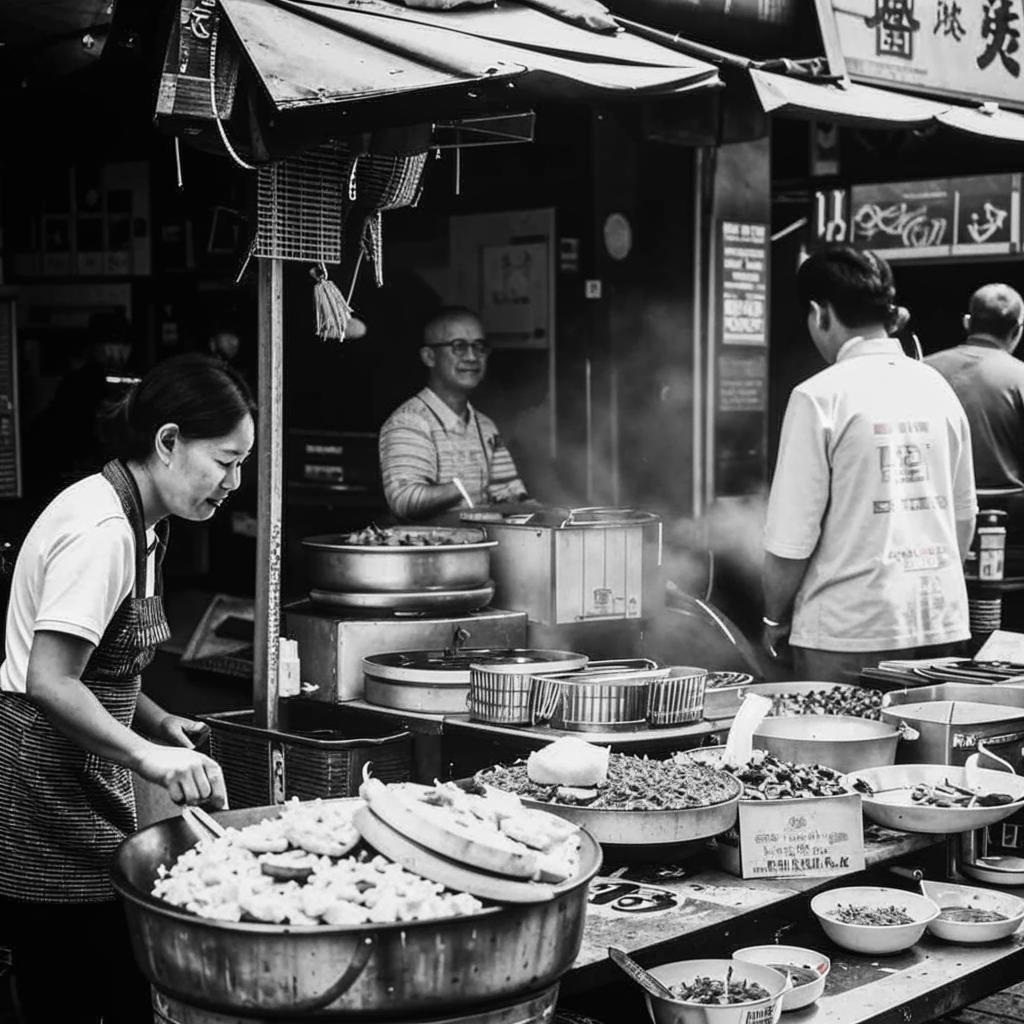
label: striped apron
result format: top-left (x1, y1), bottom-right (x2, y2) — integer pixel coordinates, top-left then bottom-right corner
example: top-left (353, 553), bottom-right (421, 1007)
top-left (0, 460), bottom-right (171, 902)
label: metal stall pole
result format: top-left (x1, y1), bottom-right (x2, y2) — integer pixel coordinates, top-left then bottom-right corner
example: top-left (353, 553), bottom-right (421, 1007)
top-left (254, 257), bottom-right (284, 736)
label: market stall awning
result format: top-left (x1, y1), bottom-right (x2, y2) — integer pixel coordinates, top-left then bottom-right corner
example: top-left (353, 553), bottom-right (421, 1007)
top-left (221, 0), bottom-right (720, 110)
top-left (750, 68), bottom-right (1024, 142)
top-left (749, 68), bottom-right (948, 127)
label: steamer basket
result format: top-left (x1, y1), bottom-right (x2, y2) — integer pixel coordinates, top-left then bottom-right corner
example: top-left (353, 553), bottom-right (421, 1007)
top-left (647, 666), bottom-right (708, 727)
top-left (467, 651), bottom-right (588, 725)
top-left (532, 661), bottom-right (669, 732)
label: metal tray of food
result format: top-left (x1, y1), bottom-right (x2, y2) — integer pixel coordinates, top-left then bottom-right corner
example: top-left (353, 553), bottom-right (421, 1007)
top-left (475, 754), bottom-right (740, 846)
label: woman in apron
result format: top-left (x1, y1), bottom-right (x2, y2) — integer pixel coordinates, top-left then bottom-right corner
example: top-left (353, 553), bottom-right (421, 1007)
top-left (0, 353), bottom-right (255, 1023)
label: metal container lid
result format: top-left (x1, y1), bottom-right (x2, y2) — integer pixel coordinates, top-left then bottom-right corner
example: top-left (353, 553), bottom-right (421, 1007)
top-left (303, 526), bottom-right (495, 552)
top-left (363, 648), bottom-right (587, 685)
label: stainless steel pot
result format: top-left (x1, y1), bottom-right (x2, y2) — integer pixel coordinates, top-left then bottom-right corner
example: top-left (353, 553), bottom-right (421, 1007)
top-left (303, 528), bottom-right (496, 594)
top-left (753, 715), bottom-right (902, 773)
top-left (111, 803), bottom-right (601, 1019)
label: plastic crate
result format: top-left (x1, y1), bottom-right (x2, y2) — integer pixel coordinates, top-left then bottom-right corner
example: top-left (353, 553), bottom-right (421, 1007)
top-left (201, 699), bottom-right (412, 807)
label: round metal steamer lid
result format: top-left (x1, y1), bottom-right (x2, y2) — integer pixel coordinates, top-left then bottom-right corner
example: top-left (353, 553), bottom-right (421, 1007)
top-left (362, 648), bottom-right (589, 686)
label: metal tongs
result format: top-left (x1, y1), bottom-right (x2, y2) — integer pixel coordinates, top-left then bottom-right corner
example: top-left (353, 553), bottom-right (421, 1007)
top-left (181, 805), bottom-right (227, 845)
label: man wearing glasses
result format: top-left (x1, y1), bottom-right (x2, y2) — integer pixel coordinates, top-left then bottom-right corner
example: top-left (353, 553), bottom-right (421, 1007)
top-left (379, 306), bottom-right (528, 521)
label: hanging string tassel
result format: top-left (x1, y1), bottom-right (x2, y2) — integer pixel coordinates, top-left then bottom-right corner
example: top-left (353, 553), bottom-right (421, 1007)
top-left (310, 263), bottom-right (353, 342)
top-left (365, 211), bottom-right (384, 287)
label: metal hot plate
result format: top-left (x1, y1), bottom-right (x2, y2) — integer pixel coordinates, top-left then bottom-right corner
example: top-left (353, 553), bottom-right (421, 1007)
top-left (362, 648), bottom-right (588, 685)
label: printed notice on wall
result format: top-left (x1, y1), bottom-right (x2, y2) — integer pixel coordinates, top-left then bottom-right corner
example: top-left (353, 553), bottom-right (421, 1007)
top-left (737, 794), bottom-right (865, 880)
top-left (718, 353), bottom-right (767, 413)
top-left (721, 222), bottom-right (768, 346)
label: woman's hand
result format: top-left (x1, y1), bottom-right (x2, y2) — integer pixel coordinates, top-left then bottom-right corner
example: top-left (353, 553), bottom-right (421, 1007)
top-left (136, 744), bottom-right (228, 809)
top-left (156, 714), bottom-right (209, 749)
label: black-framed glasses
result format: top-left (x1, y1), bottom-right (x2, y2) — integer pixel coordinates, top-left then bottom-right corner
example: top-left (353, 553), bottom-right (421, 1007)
top-left (427, 340), bottom-right (490, 358)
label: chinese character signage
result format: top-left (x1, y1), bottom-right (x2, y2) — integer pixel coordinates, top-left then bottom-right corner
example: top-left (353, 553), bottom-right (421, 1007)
top-left (816, 174), bottom-right (1022, 259)
top-left (831, 0), bottom-right (1024, 111)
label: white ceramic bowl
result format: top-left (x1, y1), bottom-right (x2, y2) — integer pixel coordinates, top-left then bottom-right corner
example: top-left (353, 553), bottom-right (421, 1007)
top-left (732, 946), bottom-right (830, 1011)
top-left (920, 879), bottom-right (1024, 944)
top-left (643, 959), bottom-right (789, 1024)
top-left (810, 886), bottom-right (939, 955)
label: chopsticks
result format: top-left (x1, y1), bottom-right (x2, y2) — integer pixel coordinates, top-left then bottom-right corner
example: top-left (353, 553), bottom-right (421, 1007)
top-left (181, 805), bottom-right (227, 844)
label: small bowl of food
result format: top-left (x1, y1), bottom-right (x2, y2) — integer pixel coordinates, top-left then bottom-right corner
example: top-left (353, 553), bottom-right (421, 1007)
top-left (732, 946), bottom-right (830, 1011)
top-left (810, 886), bottom-right (939, 954)
top-left (920, 879), bottom-right (1024, 944)
top-left (643, 958), bottom-right (789, 1024)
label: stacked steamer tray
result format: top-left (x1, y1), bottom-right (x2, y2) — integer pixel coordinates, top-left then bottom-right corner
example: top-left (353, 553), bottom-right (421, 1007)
top-left (113, 783), bottom-right (602, 1022)
top-left (474, 739), bottom-right (741, 859)
top-left (363, 648), bottom-right (587, 715)
top-left (528, 661), bottom-right (708, 731)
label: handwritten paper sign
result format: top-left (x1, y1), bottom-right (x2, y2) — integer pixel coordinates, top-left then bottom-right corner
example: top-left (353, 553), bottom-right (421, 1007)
top-left (723, 794), bottom-right (865, 880)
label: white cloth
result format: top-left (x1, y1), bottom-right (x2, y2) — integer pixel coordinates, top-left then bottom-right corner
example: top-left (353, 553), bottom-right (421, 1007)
top-left (0, 474), bottom-right (155, 694)
top-left (765, 336), bottom-right (977, 653)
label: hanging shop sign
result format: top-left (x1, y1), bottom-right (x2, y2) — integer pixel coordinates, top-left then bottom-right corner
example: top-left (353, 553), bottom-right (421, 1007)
top-left (721, 221), bottom-right (768, 346)
top-left (829, 0), bottom-right (1024, 112)
top-left (814, 173), bottom-right (1022, 259)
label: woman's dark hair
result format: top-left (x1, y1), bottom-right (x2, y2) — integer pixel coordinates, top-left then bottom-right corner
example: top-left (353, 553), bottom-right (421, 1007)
top-left (797, 244), bottom-right (897, 329)
top-left (110, 353), bottom-right (256, 462)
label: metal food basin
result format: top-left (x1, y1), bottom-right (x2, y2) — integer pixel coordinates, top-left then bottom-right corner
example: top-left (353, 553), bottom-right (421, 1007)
top-left (303, 529), bottom-right (496, 594)
top-left (111, 802), bottom-right (602, 1019)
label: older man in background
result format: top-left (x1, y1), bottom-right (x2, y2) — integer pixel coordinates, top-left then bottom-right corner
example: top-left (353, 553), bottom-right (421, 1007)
top-left (379, 306), bottom-right (528, 522)
top-left (926, 284), bottom-right (1024, 492)
top-left (762, 245), bottom-right (977, 683)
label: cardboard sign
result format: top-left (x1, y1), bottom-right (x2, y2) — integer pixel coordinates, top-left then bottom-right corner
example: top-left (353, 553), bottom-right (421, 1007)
top-left (723, 794), bottom-right (865, 880)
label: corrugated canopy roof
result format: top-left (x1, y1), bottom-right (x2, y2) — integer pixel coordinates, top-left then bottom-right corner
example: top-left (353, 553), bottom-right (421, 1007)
top-left (220, 0), bottom-right (720, 110)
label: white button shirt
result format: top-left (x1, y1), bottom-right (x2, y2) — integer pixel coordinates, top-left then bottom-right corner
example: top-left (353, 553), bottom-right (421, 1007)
top-left (765, 337), bottom-right (977, 653)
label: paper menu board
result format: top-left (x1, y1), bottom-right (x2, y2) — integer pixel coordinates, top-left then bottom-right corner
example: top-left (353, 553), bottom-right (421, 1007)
top-left (719, 794), bottom-right (865, 880)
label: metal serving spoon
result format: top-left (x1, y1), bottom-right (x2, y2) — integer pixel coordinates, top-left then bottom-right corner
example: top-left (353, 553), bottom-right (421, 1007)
top-left (608, 946), bottom-right (679, 1002)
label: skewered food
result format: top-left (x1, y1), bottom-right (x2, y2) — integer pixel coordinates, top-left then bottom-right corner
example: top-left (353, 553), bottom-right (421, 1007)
top-left (851, 777), bottom-right (1017, 807)
top-left (342, 524), bottom-right (478, 547)
top-left (476, 753), bottom-right (739, 810)
top-left (826, 904), bottom-right (915, 926)
top-left (671, 967), bottom-right (771, 1005)
top-left (769, 686), bottom-right (882, 720)
top-left (152, 799), bottom-right (484, 926)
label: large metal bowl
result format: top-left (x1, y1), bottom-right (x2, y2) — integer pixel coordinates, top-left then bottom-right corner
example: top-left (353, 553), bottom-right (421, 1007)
top-left (111, 801), bottom-right (602, 1019)
top-left (303, 528), bottom-right (497, 594)
top-left (844, 764), bottom-right (1024, 835)
top-left (753, 714), bottom-right (900, 773)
